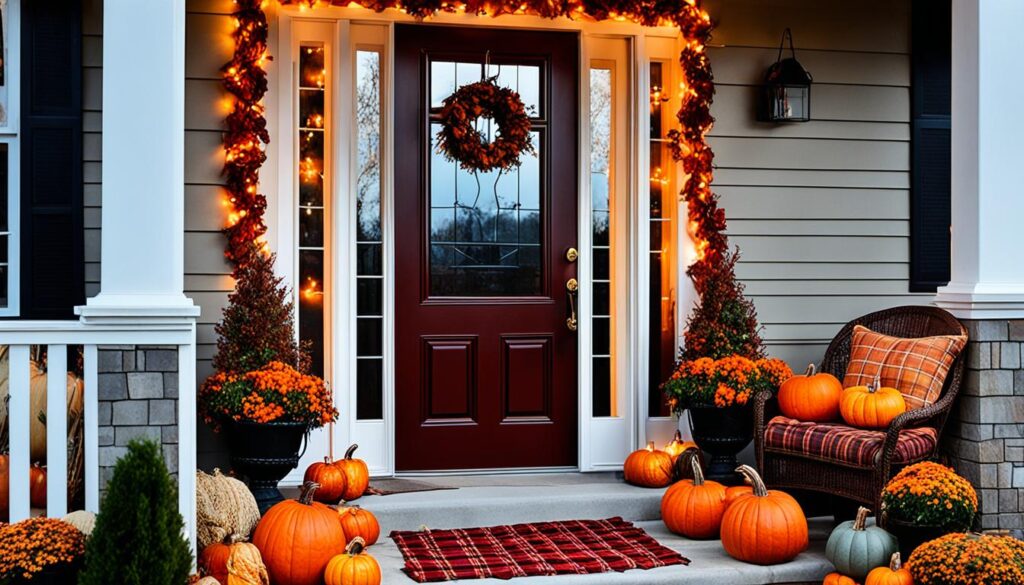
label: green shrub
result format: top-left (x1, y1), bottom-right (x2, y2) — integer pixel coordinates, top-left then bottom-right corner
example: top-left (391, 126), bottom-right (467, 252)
top-left (78, 440), bottom-right (192, 585)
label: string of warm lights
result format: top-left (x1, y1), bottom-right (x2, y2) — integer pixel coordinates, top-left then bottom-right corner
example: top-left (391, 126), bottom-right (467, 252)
top-left (223, 0), bottom-right (728, 293)
top-left (222, 0), bottom-right (272, 267)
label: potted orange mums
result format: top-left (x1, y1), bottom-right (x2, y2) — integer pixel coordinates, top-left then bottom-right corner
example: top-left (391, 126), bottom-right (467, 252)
top-left (0, 518), bottom-right (86, 584)
top-left (881, 461), bottom-right (978, 559)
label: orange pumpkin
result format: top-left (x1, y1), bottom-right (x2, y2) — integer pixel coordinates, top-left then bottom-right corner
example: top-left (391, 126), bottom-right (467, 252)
top-left (663, 430), bottom-right (698, 462)
top-left (840, 376), bottom-right (906, 429)
top-left (324, 537), bottom-right (381, 585)
top-left (200, 538), bottom-right (241, 584)
top-left (778, 363), bottom-right (843, 422)
top-left (721, 465), bottom-right (808, 565)
top-left (865, 553), bottom-right (913, 585)
top-left (0, 454), bottom-right (8, 520)
top-left (623, 442), bottom-right (673, 488)
top-left (824, 573), bottom-right (860, 585)
top-left (337, 505), bottom-right (380, 546)
top-left (304, 457), bottom-right (348, 504)
top-left (661, 451), bottom-right (727, 539)
top-left (724, 484), bottom-right (753, 507)
top-left (252, 482), bottom-right (347, 585)
top-left (29, 464), bottom-right (46, 509)
top-left (338, 445), bottom-right (370, 501)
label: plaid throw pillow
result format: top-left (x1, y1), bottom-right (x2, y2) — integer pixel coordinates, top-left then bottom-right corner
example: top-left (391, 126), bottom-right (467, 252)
top-left (843, 325), bottom-right (966, 411)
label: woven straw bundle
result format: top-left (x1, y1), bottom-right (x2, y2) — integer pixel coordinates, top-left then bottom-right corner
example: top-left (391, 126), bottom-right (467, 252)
top-left (196, 469), bottom-right (260, 550)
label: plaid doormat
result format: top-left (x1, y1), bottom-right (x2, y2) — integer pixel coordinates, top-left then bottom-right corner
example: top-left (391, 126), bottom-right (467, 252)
top-left (390, 517), bottom-right (689, 582)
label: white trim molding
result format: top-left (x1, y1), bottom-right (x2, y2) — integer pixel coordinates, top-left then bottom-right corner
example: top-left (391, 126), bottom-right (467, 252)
top-left (934, 0), bottom-right (1024, 320)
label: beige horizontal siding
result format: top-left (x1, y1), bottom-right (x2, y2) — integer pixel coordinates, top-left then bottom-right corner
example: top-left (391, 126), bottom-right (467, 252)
top-left (707, 0), bottom-right (930, 368)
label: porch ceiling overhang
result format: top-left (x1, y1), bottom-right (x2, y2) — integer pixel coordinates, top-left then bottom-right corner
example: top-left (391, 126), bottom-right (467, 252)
top-left (276, 0), bottom-right (704, 28)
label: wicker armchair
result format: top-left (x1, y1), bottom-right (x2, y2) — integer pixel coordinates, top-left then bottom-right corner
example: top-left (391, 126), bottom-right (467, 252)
top-left (754, 305), bottom-right (967, 514)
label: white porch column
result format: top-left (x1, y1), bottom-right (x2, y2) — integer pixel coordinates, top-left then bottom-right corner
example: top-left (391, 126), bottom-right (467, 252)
top-left (934, 0), bottom-right (1024, 318)
top-left (77, 0), bottom-right (198, 322)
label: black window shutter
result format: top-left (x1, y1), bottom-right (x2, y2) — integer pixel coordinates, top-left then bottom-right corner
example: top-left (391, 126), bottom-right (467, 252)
top-left (20, 0), bottom-right (84, 319)
top-left (910, 0), bottom-right (952, 292)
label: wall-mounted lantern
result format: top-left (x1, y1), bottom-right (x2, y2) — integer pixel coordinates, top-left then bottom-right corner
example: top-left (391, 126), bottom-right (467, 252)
top-left (760, 28), bottom-right (812, 122)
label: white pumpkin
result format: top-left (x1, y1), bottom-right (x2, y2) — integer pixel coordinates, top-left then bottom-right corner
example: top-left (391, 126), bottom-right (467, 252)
top-left (62, 510), bottom-right (97, 536)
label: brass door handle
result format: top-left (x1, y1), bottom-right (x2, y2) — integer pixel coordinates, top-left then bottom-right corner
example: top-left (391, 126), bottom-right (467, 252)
top-left (566, 278), bottom-right (578, 332)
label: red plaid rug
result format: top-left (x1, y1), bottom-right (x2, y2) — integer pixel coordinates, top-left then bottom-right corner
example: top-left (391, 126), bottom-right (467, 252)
top-left (390, 517), bottom-right (689, 582)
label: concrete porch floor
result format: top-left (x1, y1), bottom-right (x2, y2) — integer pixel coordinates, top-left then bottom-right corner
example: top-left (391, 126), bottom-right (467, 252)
top-left (345, 473), bottom-right (834, 584)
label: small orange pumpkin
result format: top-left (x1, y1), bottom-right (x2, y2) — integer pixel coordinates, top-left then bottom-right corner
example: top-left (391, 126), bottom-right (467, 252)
top-left (724, 484), bottom-right (753, 507)
top-left (824, 573), bottom-right (860, 585)
top-left (337, 505), bottom-right (380, 546)
top-left (661, 450), bottom-right (727, 539)
top-left (865, 552), bottom-right (913, 585)
top-left (29, 464), bottom-right (47, 509)
top-left (200, 537), bottom-right (239, 584)
top-left (252, 482), bottom-right (347, 585)
top-left (840, 376), bottom-right (906, 429)
top-left (324, 537), bottom-right (382, 585)
top-left (304, 457), bottom-right (348, 504)
top-left (663, 430), bottom-right (698, 462)
top-left (623, 442), bottom-right (673, 488)
top-left (721, 465), bottom-right (809, 565)
top-left (338, 445), bottom-right (370, 501)
top-left (778, 363), bottom-right (843, 422)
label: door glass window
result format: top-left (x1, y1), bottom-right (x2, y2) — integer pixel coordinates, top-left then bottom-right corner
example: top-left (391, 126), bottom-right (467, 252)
top-left (590, 66), bottom-right (613, 417)
top-left (428, 60), bottom-right (544, 297)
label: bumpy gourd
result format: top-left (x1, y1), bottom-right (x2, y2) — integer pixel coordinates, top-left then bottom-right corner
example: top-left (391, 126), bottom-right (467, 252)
top-left (196, 469), bottom-right (261, 550)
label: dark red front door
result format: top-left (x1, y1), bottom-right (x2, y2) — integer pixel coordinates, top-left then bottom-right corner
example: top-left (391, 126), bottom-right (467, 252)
top-left (395, 25), bottom-right (579, 471)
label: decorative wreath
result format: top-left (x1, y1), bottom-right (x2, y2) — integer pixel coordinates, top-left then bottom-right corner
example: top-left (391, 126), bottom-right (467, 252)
top-left (436, 79), bottom-right (534, 173)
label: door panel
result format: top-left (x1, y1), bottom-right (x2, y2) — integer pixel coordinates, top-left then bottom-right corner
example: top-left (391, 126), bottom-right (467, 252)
top-left (395, 25), bottom-right (579, 471)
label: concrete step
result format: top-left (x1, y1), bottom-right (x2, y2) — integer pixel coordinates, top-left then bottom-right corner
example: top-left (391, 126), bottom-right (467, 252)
top-left (359, 480), bottom-right (666, 535)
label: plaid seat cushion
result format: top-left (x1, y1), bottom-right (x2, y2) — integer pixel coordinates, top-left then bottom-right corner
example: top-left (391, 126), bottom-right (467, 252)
top-left (843, 325), bottom-right (966, 411)
top-left (765, 415), bottom-right (938, 467)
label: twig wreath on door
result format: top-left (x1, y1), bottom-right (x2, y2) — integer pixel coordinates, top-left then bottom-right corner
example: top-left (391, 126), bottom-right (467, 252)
top-left (436, 75), bottom-right (534, 173)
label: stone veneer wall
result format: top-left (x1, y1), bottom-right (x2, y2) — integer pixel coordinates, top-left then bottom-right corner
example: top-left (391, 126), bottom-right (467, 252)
top-left (96, 346), bottom-right (179, 493)
top-left (943, 320), bottom-right (1024, 530)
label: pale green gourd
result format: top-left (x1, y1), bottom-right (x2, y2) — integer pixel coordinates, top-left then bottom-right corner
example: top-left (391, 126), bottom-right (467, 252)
top-left (825, 507), bottom-right (898, 579)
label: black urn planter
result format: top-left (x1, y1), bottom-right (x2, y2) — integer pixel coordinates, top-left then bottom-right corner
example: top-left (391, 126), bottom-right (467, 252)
top-left (881, 516), bottom-right (956, 560)
top-left (224, 420), bottom-right (309, 514)
top-left (687, 404), bottom-right (753, 485)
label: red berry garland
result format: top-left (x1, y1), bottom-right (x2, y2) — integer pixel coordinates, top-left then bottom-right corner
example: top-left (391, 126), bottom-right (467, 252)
top-left (436, 80), bottom-right (534, 173)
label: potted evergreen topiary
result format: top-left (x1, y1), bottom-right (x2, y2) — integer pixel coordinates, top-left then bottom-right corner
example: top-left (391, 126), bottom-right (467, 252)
top-left (78, 439), bottom-right (192, 585)
top-left (199, 250), bottom-right (337, 512)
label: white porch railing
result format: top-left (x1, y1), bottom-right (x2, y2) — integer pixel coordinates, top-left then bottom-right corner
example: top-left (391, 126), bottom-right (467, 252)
top-left (0, 320), bottom-right (196, 550)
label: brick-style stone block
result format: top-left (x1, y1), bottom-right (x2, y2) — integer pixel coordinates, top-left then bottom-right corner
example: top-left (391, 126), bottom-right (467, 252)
top-left (967, 320), bottom-right (1009, 341)
top-left (995, 424), bottom-right (1024, 439)
top-left (112, 400), bottom-right (148, 426)
top-left (98, 350), bottom-right (122, 373)
top-left (1010, 320), bottom-right (1024, 341)
top-left (980, 489), bottom-right (998, 513)
top-left (98, 446), bottom-right (129, 467)
top-left (115, 425), bottom-right (162, 446)
top-left (127, 372), bottom-right (164, 399)
top-left (1016, 370), bottom-right (1024, 395)
top-left (97, 402), bottom-right (112, 426)
top-left (952, 438), bottom-right (1005, 463)
top-left (145, 349), bottom-right (178, 372)
top-left (980, 370), bottom-right (1014, 396)
top-left (953, 422), bottom-right (995, 441)
top-left (136, 350), bottom-right (145, 370)
top-left (97, 373), bottom-right (128, 400)
top-left (1001, 342), bottom-right (1022, 369)
top-left (967, 342), bottom-right (992, 370)
top-left (1000, 462), bottom-right (1014, 488)
top-left (122, 350), bottom-right (136, 372)
top-left (163, 373), bottom-right (178, 398)
top-left (162, 426), bottom-right (178, 444)
top-left (1000, 488), bottom-right (1019, 512)
top-left (162, 444), bottom-right (179, 473)
top-left (1014, 466), bottom-right (1024, 489)
top-left (149, 399), bottom-right (176, 425)
top-left (999, 514), bottom-right (1024, 529)
top-left (98, 426), bottom-right (114, 447)
top-left (982, 513), bottom-right (1000, 529)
